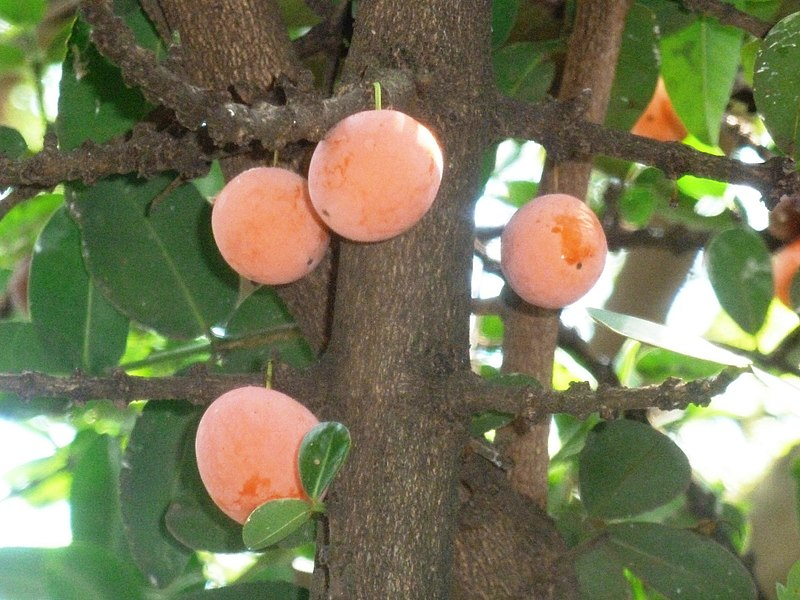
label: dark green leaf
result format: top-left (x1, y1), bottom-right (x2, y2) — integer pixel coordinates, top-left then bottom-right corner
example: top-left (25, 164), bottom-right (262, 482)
top-left (579, 420), bottom-right (691, 519)
top-left (164, 409), bottom-right (245, 553)
top-left (588, 308), bottom-right (752, 367)
top-left (57, 18), bottom-right (152, 151)
top-left (29, 207), bottom-right (129, 373)
top-left (0, 126), bottom-right (27, 158)
top-left (120, 401), bottom-right (195, 587)
top-left (299, 422), bottom-right (351, 500)
top-left (469, 410), bottom-right (515, 437)
top-left (575, 539), bottom-right (632, 600)
top-left (277, 0), bottom-right (322, 29)
top-left (706, 228), bottom-right (773, 334)
top-left (243, 498), bottom-right (314, 550)
top-left (754, 12), bottom-right (800, 157)
top-left (0, 543), bottom-right (145, 600)
top-left (660, 18), bottom-right (743, 146)
top-left (69, 175), bottom-right (239, 339)
top-left (491, 0), bottom-right (519, 48)
top-left (493, 42), bottom-right (556, 103)
top-left (222, 286), bottom-right (315, 369)
top-left (177, 581), bottom-right (309, 600)
top-left (0, 0), bottom-right (45, 25)
top-left (606, 3), bottom-right (659, 131)
top-left (605, 522), bottom-right (757, 600)
top-left (70, 432), bottom-right (129, 560)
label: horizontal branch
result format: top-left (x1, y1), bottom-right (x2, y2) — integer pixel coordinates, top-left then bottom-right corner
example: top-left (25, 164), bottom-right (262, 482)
top-left (0, 364), bottom-right (328, 414)
top-left (495, 94), bottom-right (799, 208)
top-left (79, 0), bottom-right (414, 148)
top-left (682, 0), bottom-right (773, 38)
top-left (454, 369), bottom-right (739, 422)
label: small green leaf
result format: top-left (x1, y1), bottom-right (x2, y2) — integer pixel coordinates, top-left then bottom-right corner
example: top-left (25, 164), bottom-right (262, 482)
top-left (503, 180), bottom-right (538, 208)
top-left (706, 228), bottom-right (773, 334)
top-left (660, 18), bottom-right (743, 146)
top-left (0, 126), bottom-right (27, 158)
top-left (491, 0), bottom-right (519, 48)
top-left (0, 192), bottom-right (62, 270)
top-left (469, 410), bottom-right (515, 437)
top-left (777, 560), bottom-right (800, 600)
top-left (635, 347), bottom-right (724, 382)
top-left (579, 420), bottom-right (692, 519)
top-left (493, 41), bottom-right (557, 103)
top-left (587, 307), bottom-right (752, 368)
top-left (604, 522), bottom-right (757, 600)
top-left (177, 581), bottom-right (309, 600)
top-left (754, 12), bottom-right (800, 157)
top-left (299, 422), bottom-right (351, 500)
top-left (242, 498), bottom-right (314, 550)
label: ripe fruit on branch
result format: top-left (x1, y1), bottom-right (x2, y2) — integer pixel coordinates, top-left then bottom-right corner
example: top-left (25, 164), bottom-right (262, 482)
top-left (501, 193), bottom-right (607, 309)
top-left (631, 77), bottom-right (687, 143)
top-left (211, 167), bottom-right (330, 285)
top-left (772, 238), bottom-right (800, 310)
top-left (308, 109), bottom-right (444, 242)
top-left (195, 386), bottom-right (320, 524)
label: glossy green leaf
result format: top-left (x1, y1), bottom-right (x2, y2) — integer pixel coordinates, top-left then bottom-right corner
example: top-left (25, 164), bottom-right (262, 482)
top-left (579, 420), bottom-right (691, 519)
top-left (0, 193), bottom-right (62, 269)
top-left (57, 19), bottom-right (151, 151)
top-left (0, 0), bottom-right (45, 25)
top-left (299, 421), bottom-right (351, 500)
top-left (754, 12), bottom-right (800, 157)
top-left (242, 498), bottom-right (314, 550)
top-left (69, 175), bottom-right (239, 339)
top-left (491, 0), bottom-right (519, 48)
top-left (177, 581), bottom-right (309, 600)
top-left (587, 308), bottom-right (752, 367)
top-left (493, 42), bottom-right (556, 103)
top-left (605, 3), bottom-right (659, 131)
top-left (0, 543), bottom-right (145, 600)
top-left (120, 401), bottom-right (195, 587)
top-left (604, 522), bottom-right (757, 600)
top-left (635, 347), bottom-right (724, 382)
top-left (777, 560), bottom-right (800, 600)
top-left (29, 207), bottom-right (129, 373)
top-left (222, 286), bottom-right (315, 369)
top-left (660, 18), bottom-right (743, 146)
top-left (0, 126), bottom-right (27, 158)
top-left (164, 410), bottom-right (244, 553)
top-left (706, 228), bottom-right (773, 334)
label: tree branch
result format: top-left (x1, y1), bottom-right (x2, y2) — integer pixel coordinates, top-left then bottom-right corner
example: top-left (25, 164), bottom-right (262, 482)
top-left (681, 0), bottom-right (773, 38)
top-left (453, 368), bottom-right (739, 421)
top-left (495, 94), bottom-right (800, 207)
top-left (79, 0), bottom-right (413, 148)
top-left (0, 364), bottom-right (328, 413)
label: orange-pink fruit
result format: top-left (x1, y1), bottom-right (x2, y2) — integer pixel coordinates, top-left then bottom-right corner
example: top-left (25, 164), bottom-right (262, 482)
top-left (307, 109), bottom-right (444, 242)
top-left (195, 386), bottom-right (320, 524)
top-left (501, 193), bottom-right (607, 309)
top-left (631, 77), bottom-right (687, 143)
top-left (211, 167), bottom-right (330, 285)
top-left (773, 238), bottom-right (800, 310)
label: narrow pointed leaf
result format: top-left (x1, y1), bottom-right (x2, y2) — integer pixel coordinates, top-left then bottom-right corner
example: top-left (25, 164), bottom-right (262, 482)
top-left (587, 308), bottom-right (751, 367)
top-left (242, 498), bottom-right (314, 550)
top-left (299, 422), bottom-right (351, 500)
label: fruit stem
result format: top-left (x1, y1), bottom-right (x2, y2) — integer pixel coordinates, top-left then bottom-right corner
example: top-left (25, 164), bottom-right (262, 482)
top-left (265, 360), bottom-right (273, 389)
top-left (373, 81), bottom-right (382, 111)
